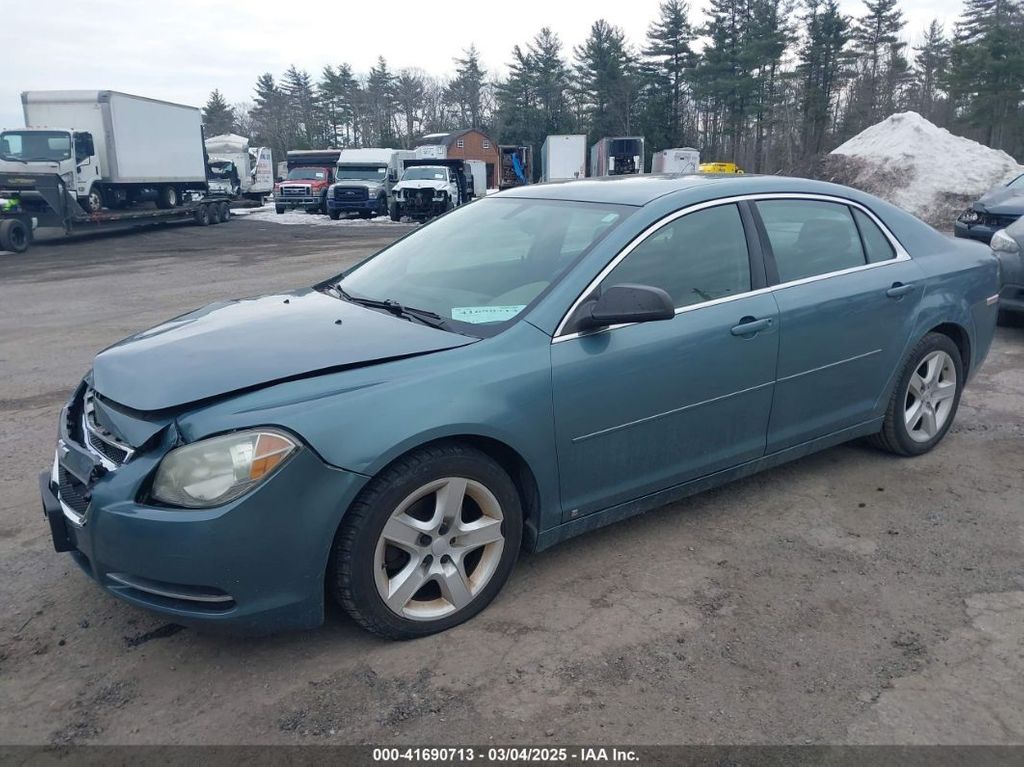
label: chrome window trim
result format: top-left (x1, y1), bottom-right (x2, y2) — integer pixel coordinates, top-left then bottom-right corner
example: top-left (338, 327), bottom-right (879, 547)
top-left (551, 192), bottom-right (912, 343)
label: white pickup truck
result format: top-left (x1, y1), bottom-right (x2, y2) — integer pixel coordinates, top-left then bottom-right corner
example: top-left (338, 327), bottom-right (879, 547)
top-left (390, 162), bottom-right (472, 222)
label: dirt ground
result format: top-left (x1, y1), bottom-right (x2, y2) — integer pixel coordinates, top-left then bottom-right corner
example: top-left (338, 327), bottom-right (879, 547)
top-left (1, 214), bottom-right (1022, 746)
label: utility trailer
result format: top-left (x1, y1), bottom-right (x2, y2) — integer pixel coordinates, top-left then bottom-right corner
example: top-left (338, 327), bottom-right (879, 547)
top-left (541, 134), bottom-right (586, 182)
top-left (0, 171), bottom-right (232, 254)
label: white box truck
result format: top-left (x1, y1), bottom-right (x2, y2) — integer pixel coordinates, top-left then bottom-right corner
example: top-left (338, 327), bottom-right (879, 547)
top-left (204, 133), bottom-right (273, 202)
top-left (651, 147), bottom-right (700, 174)
top-left (541, 135), bottom-right (586, 182)
top-left (4, 90), bottom-right (208, 213)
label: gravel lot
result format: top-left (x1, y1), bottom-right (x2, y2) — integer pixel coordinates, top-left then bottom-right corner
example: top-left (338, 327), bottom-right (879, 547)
top-left (1, 215), bottom-right (1022, 746)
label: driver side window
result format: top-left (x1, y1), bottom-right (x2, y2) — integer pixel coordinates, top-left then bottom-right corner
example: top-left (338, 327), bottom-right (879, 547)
top-left (600, 204), bottom-right (752, 309)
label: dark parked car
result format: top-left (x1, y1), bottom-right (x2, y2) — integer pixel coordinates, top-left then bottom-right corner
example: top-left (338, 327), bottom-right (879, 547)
top-left (989, 217), bottom-right (1024, 320)
top-left (41, 175), bottom-right (1000, 639)
top-left (954, 172), bottom-right (1024, 243)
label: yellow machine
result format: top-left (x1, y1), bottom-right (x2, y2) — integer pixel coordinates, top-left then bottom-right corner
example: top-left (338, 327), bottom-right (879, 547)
top-left (699, 162), bottom-right (745, 174)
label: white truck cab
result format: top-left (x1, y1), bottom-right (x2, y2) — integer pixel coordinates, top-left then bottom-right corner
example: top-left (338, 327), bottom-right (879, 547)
top-left (391, 164), bottom-right (464, 222)
top-left (326, 148), bottom-right (413, 220)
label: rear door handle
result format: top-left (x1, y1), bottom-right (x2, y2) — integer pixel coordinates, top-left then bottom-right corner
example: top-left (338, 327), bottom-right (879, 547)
top-left (731, 316), bottom-right (773, 336)
top-left (886, 282), bottom-right (915, 298)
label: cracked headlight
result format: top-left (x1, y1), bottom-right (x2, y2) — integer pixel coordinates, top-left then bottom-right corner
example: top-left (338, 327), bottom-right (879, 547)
top-left (959, 209), bottom-right (980, 224)
top-left (150, 430), bottom-right (298, 508)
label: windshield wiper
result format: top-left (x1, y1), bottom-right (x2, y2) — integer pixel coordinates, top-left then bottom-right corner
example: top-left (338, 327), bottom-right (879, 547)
top-left (332, 285), bottom-right (450, 330)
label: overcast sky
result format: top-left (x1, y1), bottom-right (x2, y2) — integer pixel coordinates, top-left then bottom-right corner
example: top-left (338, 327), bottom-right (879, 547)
top-left (1, 0), bottom-right (961, 130)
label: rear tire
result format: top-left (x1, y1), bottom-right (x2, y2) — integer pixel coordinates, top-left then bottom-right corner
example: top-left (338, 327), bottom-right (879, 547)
top-left (219, 201), bottom-right (231, 222)
top-left (869, 332), bottom-right (964, 456)
top-left (328, 210), bottom-right (342, 221)
top-left (156, 185), bottom-right (179, 209)
top-left (329, 443), bottom-right (522, 639)
top-left (275, 205), bottom-right (285, 215)
top-left (0, 219), bottom-right (30, 253)
top-left (194, 205), bottom-right (211, 226)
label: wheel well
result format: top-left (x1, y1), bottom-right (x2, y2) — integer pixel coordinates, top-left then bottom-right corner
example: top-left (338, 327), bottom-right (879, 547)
top-left (929, 322), bottom-right (971, 376)
top-left (403, 435), bottom-right (542, 551)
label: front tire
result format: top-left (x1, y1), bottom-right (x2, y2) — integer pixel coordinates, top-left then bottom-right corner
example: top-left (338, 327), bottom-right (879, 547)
top-left (390, 202), bottom-right (402, 222)
top-left (81, 187), bottom-right (104, 214)
top-left (330, 443), bottom-right (522, 639)
top-left (275, 205), bottom-right (285, 215)
top-left (0, 219), bottom-right (30, 253)
top-left (328, 210), bottom-right (342, 221)
top-left (871, 332), bottom-right (964, 456)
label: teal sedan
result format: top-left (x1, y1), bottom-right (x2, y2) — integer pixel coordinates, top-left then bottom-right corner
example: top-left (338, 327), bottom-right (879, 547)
top-left (41, 175), bottom-right (1001, 638)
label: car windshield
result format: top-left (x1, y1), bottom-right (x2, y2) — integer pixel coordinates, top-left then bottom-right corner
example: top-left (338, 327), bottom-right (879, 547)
top-left (336, 197), bottom-right (631, 336)
top-left (287, 168), bottom-right (327, 180)
top-left (338, 165), bottom-right (387, 180)
top-left (0, 130), bottom-right (72, 162)
top-left (403, 167), bottom-right (448, 181)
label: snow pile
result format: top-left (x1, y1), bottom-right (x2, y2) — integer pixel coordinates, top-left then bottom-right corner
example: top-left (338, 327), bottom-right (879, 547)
top-left (235, 204), bottom-right (413, 227)
top-left (827, 112), bottom-right (1024, 227)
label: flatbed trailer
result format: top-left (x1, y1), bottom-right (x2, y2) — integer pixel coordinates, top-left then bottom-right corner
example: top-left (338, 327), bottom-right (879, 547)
top-left (0, 171), bottom-right (235, 253)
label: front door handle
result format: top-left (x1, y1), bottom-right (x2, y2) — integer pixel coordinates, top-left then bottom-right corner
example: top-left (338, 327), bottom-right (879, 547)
top-left (731, 316), bottom-right (773, 336)
top-left (886, 282), bottom-right (914, 298)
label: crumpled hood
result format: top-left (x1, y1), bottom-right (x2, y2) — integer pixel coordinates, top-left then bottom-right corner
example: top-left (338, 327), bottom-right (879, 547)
top-left (974, 185), bottom-right (1024, 215)
top-left (92, 289), bottom-right (475, 411)
top-left (395, 180), bottom-right (447, 193)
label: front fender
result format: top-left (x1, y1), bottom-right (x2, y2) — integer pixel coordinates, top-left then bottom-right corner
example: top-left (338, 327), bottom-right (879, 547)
top-left (177, 321), bottom-right (563, 534)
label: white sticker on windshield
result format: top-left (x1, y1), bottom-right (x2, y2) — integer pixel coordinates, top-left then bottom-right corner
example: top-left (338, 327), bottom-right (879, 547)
top-left (451, 305), bottom-right (526, 324)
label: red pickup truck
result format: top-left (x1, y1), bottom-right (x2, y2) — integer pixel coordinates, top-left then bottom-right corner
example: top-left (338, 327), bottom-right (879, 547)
top-left (274, 150), bottom-right (340, 214)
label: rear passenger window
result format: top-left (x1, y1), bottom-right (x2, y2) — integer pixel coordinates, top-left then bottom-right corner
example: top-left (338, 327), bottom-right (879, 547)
top-left (757, 200), bottom-right (866, 282)
top-left (601, 204), bottom-right (750, 309)
top-left (853, 208), bottom-right (896, 262)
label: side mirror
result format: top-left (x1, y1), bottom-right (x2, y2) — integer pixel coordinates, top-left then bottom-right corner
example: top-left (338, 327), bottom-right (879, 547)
top-left (576, 284), bottom-right (675, 331)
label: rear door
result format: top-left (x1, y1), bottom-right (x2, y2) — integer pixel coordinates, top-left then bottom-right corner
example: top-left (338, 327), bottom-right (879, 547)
top-left (753, 197), bottom-right (923, 452)
top-left (550, 202), bottom-right (780, 519)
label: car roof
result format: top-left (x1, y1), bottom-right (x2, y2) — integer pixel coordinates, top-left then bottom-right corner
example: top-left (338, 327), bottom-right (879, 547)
top-left (492, 174), bottom-right (856, 207)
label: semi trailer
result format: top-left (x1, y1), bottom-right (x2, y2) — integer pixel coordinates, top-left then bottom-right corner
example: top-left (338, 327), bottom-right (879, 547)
top-left (2, 91), bottom-right (209, 213)
top-left (541, 134), bottom-right (587, 182)
top-left (589, 136), bottom-right (645, 177)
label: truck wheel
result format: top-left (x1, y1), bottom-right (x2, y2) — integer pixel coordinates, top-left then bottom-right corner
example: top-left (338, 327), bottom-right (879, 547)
top-left (329, 210), bottom-right (342, 221)
top-left (219, 202), bottom-right (231, 222)
top-left (376, 195), bottom-right (387, 218)
top-left (445, 195), bottom-right (454, 212)
top-left (390, 202), bottom-right (402, 222)
top-left (81, 187), bottom-right (104, 214)
top-left (319, 193), bottom-right (329, 214)
top-left (156, 186), bottom-right (179, 209)
top-left (194, 205), bottom-right (211, 226)
top-left (275, 205), bottom-right (285, 215)
top-left (0, 219), bottom-right (30, 253)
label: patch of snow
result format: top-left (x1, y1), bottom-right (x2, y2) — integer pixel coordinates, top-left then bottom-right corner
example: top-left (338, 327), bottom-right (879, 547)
top-left (235, 204), bottom-right (413, 227)
top-left (829, 112), bottom-right (1024, 226)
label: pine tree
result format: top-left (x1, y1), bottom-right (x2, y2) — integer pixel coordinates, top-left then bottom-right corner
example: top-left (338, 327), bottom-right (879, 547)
top-left (529, 28), bottom-right (572, 134)
top-left (250, 73), bottom-right (294, 163)
top-left (448, 46), bottom-right (487, 128)
top-left (945, 0), bottom-right (1024, 151)
top-left (643, 0), bottom-right (695, 145)
top-left (281, 66), bottom-right (322, 147)
top-left (366, 57), bottom-right (398, 146)
top-left (845, 0), bottom-right (906, 133)
top-left (574, 20), bottom-right (640, 140)
top-left (202, 90), bottom-right (235, 136)
top-left (395, 70), bottom-right (426, 147)
top-left (913, 21), bottom-right (951, 122)
top-left (797, 0), bottom-right (851, 156)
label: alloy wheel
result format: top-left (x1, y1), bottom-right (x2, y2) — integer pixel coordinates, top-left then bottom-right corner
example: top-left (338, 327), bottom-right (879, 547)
top-left (903, 350), bottom-right (957, 443)
top-left (373, 477), bottom-right (505, 620)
